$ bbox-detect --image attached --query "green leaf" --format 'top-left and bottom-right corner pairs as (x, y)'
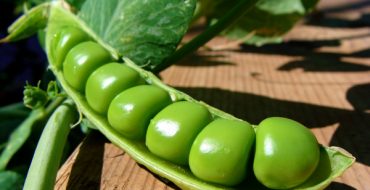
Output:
(28, 0), (87, 10)
(78, 0), (196, 68)
(0, 102), (30, 120)
(0, 103), (31, 167)
(198, 0), (319, 46)
(156, 0), (258, 72)
(66, 0), (87, 10)
(240, 35), (283, 47)
(0, 171), (24, 190)
(0, 3), (50, 43)
(0, 110), (43, 170)
(0, 119), (25, 146)
(257, 0), (306, 14)
(28, 0), (48, 6)
(0, 96), (66, 171)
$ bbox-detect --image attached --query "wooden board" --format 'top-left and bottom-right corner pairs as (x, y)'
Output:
(55, 0), (370, 189)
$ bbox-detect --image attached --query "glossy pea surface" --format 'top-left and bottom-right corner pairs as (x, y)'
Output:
(253, 117), (320, 189)
(63, 41), (112, 92)
(189, 119), (255, 186)
(146, 101), (212, 165)
(108, 85), (171, 140)
(52, 26), (89, 68)
(85, 62), (143, 114)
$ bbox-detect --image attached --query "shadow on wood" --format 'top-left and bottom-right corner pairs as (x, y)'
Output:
(66, 131), (105, 189)
(176, 87), (370, 167)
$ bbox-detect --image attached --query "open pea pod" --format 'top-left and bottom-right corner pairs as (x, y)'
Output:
(4, 2), (355, 190)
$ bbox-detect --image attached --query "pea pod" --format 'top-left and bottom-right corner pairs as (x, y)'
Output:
(23, 99), (77, 190)
(5, 2), (355, 190)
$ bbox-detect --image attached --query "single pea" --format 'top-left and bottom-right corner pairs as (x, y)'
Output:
(146, 101), (212, 165)
(189, 118), (255, 186)
(85, 62), (143, 114)
(108, 85), (172, 140)
(253, 117), (320, 189)
(52, 26), (89, 68)
(63, 41), (112, 92)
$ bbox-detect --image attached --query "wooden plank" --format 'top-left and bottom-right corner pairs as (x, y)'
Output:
(55, 132), (175, 190)
(55, 0), (370, 189)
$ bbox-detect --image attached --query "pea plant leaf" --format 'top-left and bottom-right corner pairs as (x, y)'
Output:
(0, 171), (24, 190)
(27, 0), (85, 10)
(198, 0), (319, 46)
(78, 0), (196, 69)
(0, 110), (44, 170)
(0, 103), (30, 152)
(0, 3), (50, 43)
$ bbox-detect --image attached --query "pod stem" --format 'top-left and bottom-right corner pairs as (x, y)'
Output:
(153, 0), (258, 73)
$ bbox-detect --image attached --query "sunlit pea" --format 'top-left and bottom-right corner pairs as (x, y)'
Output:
(52, 26), (89, 69)
(107, 85), (172, 139)
(189, 118), (255, 186)
(85, 62), (143, 114)
(253, 117), (320, 189)
(63, 41), (112, 92)
(146, 101), (212, 165)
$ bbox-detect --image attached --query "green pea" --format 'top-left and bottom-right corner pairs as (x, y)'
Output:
(52, 26), (89, 69)
(108, 85), (172, 140)
(253, 117), (320, 189)
(63, 41), (112, 92)
(85, 62), (143, 114)
(189, 118), (255, 186)
(146, 101), (212, 165)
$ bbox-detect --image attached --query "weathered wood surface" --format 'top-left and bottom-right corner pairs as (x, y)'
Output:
(55, 0), (370, 189)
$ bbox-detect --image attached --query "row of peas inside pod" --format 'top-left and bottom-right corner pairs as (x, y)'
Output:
(50, 25), (321, 189)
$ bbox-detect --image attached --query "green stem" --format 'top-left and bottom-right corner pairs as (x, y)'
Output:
(0, 97), (66, 171)
(0, 102), (30, 120)
(45, 95), (66, 114)
(23, 99), (77, 190)
(153, 0), (258, 73)
(0, 143), (6, 152)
